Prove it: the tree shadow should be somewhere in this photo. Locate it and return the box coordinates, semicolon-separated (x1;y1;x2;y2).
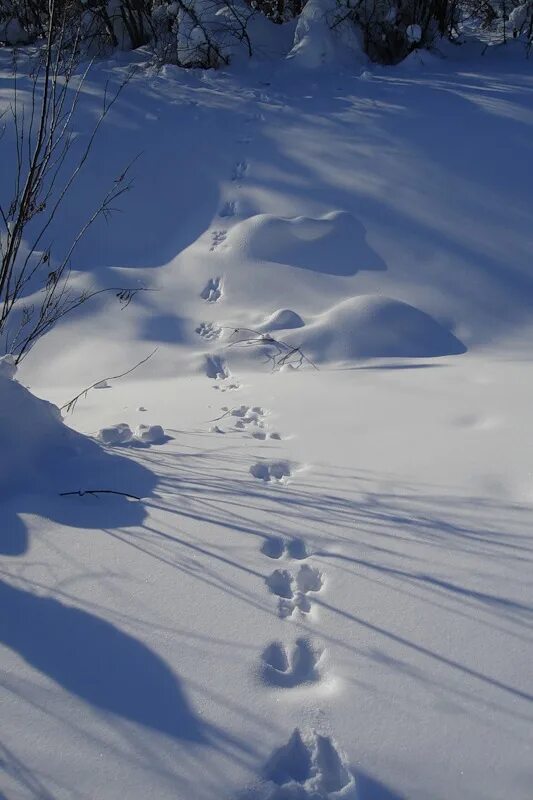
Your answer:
0;428;159;558
0;424;211;744
0;579;206;741
126;445;533;715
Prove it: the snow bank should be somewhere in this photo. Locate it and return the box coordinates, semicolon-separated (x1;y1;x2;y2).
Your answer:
0;369;93;496
284;295;466;362
0;363;158;511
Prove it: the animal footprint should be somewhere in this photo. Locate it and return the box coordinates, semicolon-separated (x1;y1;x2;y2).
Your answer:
231;405;266;430
256;729;357;799
219;199;237;217
261;639;322;688
205;354;230;380
261;536;285;559
230;405;282;441
232;159;249;181
213;381;241;393
250;460;292;483
287;537;308;560
252;430;282;441
201;277;223;302
296;564;323;594
265;569;293;600
266;565;323;618
262;536;309;560
210;229;227;251
196;321;222;340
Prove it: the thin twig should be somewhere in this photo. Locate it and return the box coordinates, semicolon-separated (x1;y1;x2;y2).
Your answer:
59;489;141;500
227;328;319;371
60;348;158;413
205;409;233;423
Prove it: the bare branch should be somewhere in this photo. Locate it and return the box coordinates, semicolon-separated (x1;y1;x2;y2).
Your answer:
60;348;158;414
59;489;141;499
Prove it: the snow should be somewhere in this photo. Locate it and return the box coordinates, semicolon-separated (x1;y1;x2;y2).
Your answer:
97;421;167;445
0;372;86;497
288;0;366;68
1;31;533;800
258;309;305;331
284;294;466;361
0;353;17;380
97;422;135;445
244;728;357;798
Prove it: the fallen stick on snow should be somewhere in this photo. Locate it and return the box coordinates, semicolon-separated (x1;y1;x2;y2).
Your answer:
59;489;142;500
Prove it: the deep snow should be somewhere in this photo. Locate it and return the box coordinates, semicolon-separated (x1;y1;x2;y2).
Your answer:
1;33;533;800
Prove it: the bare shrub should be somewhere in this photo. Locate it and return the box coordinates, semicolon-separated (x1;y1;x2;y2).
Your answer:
0;0;144;361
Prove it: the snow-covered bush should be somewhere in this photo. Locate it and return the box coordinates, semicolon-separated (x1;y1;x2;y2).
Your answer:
68;0;149;53
508;1;533;43
0;0;254;68
0;0;153;50
151;0;252;67
288;0;365;68
339;0;460;64
248;0;305;24
1;0;532;63
0;0;43;44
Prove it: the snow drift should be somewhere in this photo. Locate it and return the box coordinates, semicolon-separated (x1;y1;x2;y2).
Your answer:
258;309;305;332
0;357;158;497
0;363;94;496
222;212;385;276
284;295;466;362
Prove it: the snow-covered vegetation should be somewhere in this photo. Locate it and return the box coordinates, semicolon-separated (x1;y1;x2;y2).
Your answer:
1;0;533;65
1;1;532;798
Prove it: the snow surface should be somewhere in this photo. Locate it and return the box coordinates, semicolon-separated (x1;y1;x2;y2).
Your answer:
1;34;533;800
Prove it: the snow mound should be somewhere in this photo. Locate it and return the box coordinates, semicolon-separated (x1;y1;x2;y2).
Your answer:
258;309;305;332
0;374;91;497
285;295;466;362
224;212;385;276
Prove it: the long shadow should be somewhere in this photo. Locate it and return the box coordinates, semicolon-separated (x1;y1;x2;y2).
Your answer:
0;578;206;741
0;404;211;743
0;740;63;800
356;771;406;800
0;416;158;557
117;448;533;711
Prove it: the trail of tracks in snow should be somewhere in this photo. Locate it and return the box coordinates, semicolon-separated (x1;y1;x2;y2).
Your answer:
194;103;355;799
